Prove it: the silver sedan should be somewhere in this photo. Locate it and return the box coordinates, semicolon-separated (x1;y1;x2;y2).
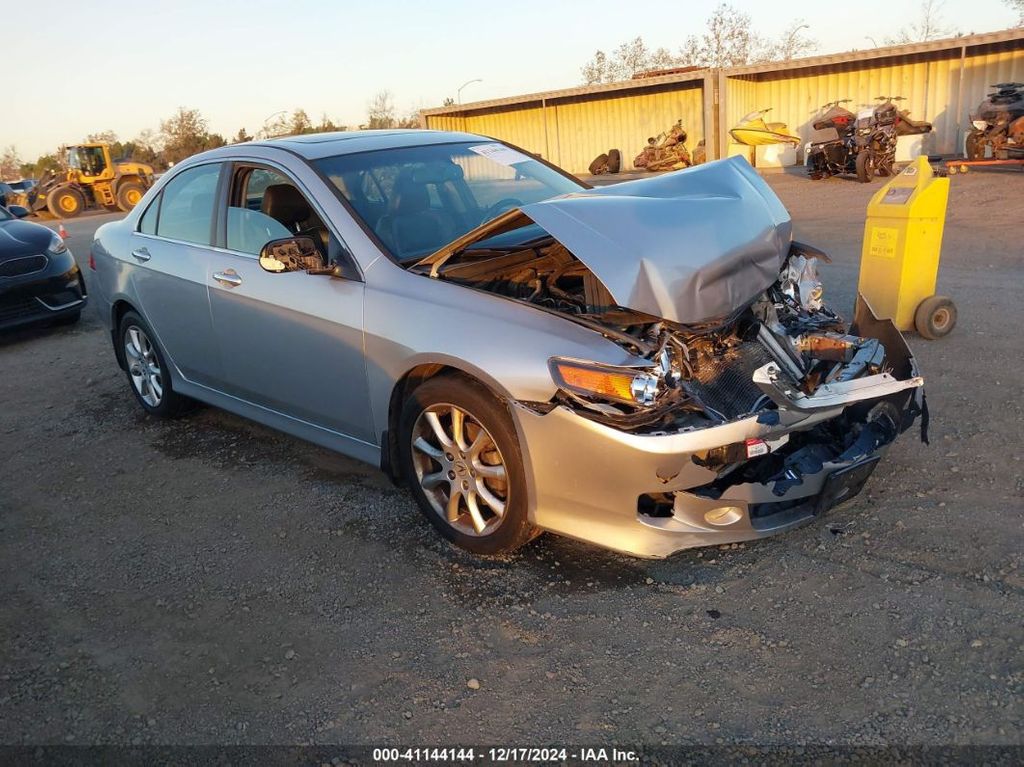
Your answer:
90;130;926;558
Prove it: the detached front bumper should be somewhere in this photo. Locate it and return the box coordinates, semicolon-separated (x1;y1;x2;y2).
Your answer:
514;297;924;558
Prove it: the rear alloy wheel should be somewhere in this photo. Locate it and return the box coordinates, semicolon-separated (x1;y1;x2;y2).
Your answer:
119;311;191;417
399;376;538;555
47;187;84;218
116;182;146;212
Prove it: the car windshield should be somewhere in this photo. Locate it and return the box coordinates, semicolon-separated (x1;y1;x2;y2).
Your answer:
313;141;584;263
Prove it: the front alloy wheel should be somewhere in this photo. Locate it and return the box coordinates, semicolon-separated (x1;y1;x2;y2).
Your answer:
411;403;509;537
399;375;538;555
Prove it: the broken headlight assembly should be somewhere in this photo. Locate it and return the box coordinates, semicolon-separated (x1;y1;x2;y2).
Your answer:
549;358;661;407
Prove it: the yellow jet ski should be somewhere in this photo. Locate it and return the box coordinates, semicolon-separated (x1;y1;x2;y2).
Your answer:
729;108;800;146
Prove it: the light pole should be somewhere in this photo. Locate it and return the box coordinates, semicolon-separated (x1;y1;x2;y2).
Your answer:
457;79;482;105
864;36;879;48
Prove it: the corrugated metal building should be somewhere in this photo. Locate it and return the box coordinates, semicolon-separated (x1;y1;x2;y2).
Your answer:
422;29;1024;174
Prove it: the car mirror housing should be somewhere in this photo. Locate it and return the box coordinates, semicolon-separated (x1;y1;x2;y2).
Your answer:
8;205;30;219
258;236;326;274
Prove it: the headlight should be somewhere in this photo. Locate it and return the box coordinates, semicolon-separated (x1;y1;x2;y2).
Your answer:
46;231;67;255
549;358;660;407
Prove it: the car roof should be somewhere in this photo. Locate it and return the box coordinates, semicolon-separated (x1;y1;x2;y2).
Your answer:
200;129;492;162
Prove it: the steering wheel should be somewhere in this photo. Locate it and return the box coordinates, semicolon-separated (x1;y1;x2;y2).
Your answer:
481;197;524;222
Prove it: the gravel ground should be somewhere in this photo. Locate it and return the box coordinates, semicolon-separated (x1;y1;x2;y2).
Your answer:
1;169;1021;748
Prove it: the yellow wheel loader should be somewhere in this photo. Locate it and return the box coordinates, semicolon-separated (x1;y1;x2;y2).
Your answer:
28;144;155;219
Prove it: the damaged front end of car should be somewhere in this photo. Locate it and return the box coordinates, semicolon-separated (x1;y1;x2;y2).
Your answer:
414;156;926;557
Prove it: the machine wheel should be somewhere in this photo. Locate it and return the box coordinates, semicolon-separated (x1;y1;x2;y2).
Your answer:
47;187;85;218
588;153;610;175
116;182;146;212
965;131;985;160
914;295;957;340
606;149;622;174
399;374;539;555
855;151;874;183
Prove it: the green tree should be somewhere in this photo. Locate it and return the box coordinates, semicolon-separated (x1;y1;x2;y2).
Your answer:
233;127;253;143
289;109;314;135
160;107;223;165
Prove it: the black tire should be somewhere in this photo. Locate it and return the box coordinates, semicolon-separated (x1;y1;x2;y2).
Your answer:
914;295;957;340
855;150;874;183
588;153;610;175
606;148;622;174
117;310;192;418
965;131;985;161
398;374;539;555
47;187;85;218
116;181;146;212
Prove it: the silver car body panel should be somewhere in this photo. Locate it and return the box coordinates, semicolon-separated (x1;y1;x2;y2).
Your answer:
424;156;792;324
90;131;924;558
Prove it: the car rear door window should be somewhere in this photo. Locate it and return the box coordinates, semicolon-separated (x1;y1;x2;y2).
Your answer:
155;163;221;245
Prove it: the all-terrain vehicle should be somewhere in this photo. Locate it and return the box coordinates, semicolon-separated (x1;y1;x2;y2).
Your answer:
965;83;1024;160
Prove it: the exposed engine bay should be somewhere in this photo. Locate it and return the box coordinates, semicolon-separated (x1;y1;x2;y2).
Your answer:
426;235;906;436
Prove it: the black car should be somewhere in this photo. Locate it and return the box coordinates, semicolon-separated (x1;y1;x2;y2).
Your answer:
0;204;87;330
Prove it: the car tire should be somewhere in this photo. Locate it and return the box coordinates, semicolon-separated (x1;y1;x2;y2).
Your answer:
47;187;84;218
855;150;874;183
399;374;540;555
914;295;957;340
118;310;192;418
588;153;610;175
116;182;146;212
606;148;622;173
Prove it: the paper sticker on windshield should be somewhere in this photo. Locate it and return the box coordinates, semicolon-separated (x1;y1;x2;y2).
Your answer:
469;143;532;166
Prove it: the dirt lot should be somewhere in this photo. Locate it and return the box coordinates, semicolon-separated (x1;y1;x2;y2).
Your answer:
1;169;1022;748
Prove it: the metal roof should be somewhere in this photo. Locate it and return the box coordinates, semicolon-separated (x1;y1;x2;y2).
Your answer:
422;27;1024;116
420;69;708;117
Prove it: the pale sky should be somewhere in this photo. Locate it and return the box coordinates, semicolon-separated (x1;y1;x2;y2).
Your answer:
3;0;1020;161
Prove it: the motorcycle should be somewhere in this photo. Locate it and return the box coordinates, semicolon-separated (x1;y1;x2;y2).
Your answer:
965;82;1024;160
633;119;692;172
807;97;931;182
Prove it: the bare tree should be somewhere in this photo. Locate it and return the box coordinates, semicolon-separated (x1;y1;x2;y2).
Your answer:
886;0;954;44
677;4;776;67
1;145;21;181
581;37;682;84
1006;0;1024;25
85;130;119;144
367;90;396;129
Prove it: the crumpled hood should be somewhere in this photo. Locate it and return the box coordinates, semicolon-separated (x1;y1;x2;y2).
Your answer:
0;218;54;261
518;156;792;324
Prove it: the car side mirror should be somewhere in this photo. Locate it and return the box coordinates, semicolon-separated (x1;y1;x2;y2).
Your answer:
258;236;326;274
8;205;30;219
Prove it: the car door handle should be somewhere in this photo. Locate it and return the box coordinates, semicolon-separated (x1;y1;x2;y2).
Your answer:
130;247;151;262
213;269;243;287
